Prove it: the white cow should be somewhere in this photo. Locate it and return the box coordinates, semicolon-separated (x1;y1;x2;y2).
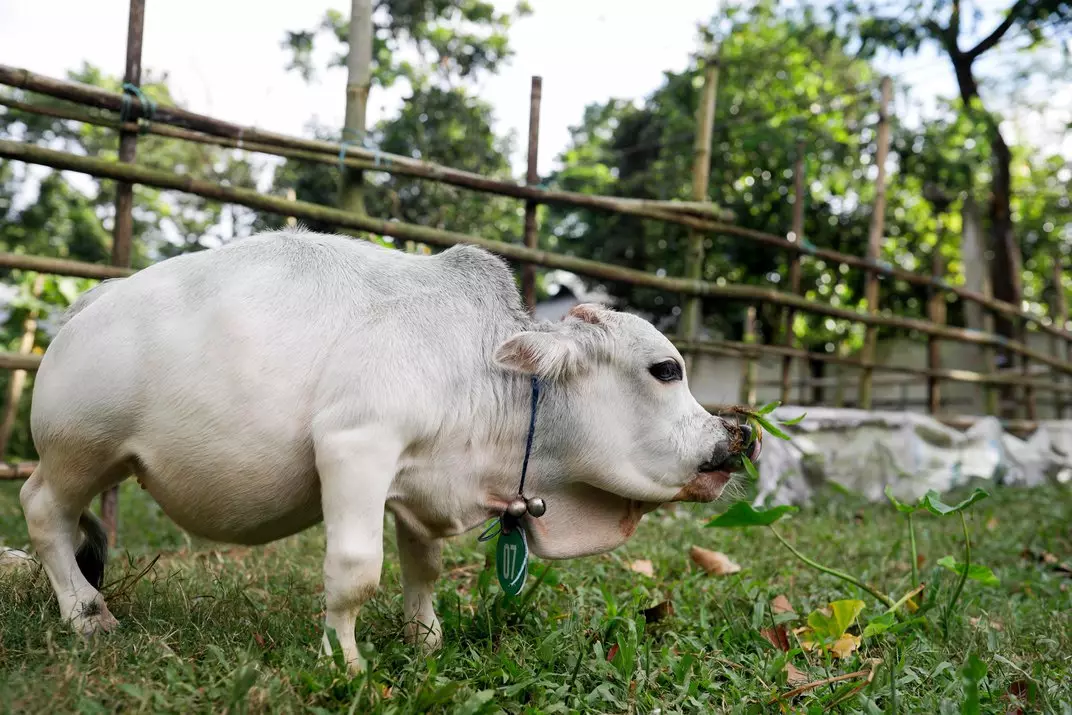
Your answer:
21;229;757;670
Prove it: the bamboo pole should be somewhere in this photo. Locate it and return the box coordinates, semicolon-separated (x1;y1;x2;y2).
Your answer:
0;67;737;236
741;306;758;405
3;139;1071;376
858;76;892;411
781;143;805;405
340;0;372;217
1019;317;1037;420
927;251;945;414
0;275;44;457
521;76;543;313
0;251;132;279
0;85;1067;345
681;58;720;371
982;288;1000;415
101;0;146;548
1053;261;1069;418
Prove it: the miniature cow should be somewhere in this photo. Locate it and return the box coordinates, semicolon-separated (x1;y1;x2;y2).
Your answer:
21;229;758;670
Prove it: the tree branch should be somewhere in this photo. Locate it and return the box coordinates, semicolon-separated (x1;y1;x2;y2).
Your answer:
966;0;1029;60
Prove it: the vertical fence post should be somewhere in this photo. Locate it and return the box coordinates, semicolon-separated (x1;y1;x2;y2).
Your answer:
741;306;758;406
681;58;719;374
1019;316;1037;420
858;76;893;411
340;0;372;216
1053;260;1069;418
521;76;543;314
982;286;1000;416
927;251;945;414
0;274;44;458
780;142;805;405
101;0;146;546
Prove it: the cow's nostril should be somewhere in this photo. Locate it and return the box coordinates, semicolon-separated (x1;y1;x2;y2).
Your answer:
739;423;753;450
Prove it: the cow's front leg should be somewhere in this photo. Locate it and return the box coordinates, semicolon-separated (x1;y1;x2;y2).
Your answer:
316;427;400;672
395;518;443;651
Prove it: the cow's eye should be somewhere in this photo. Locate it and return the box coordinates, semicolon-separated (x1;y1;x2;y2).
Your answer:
648;359;682;383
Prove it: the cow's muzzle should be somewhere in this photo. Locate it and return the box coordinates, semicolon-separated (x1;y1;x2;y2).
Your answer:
673;422;762;503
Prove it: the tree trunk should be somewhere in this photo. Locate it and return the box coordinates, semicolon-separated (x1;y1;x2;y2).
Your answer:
950;54;1021;339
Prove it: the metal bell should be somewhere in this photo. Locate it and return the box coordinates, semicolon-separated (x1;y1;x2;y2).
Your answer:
506;498;528;518
526;497;546;518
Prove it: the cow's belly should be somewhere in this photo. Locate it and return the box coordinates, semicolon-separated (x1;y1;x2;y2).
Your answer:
129;435;323;545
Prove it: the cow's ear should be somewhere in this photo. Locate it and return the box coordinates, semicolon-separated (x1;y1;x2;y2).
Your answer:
566;303;606;325
493;330;582;380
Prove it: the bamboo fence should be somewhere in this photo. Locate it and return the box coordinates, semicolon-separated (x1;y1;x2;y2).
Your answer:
0;33;1070;527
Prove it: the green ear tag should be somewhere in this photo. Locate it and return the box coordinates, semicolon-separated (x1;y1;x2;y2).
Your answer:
495;523;529;597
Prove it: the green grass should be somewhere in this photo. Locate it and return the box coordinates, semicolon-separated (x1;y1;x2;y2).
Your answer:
1;479;1070;714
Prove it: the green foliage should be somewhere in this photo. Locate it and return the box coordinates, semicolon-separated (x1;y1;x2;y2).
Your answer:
283;0;531;88
806;598;865;641
922;488;990;516
937;556;1000;587
706;501;798;527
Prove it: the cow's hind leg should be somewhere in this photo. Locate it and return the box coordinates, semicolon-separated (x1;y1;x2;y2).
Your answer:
20;462;118;636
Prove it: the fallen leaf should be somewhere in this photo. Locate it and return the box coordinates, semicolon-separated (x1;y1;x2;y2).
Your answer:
1041;552;1058;565
689;546;741;575
762;625;791;652
643;600;674;623
771;594;794;614
629;559;655;577
784;662;809;686
830;634;861;659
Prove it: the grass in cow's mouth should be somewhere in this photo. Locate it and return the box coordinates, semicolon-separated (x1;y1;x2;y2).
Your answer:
1;479;1070;712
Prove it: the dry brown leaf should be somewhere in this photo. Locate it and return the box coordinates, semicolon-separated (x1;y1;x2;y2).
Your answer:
830;634;861;659
771;594;794;614
1042;552;1059;565
784;662;809;686
762;625;791;652
689;546;741;575
629;559;655;577
643;600;674;623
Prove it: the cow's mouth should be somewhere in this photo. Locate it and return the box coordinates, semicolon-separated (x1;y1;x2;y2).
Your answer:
672;425;763;503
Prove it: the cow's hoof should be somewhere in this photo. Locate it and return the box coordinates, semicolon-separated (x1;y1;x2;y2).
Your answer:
70;600;119;637
404;619;443;652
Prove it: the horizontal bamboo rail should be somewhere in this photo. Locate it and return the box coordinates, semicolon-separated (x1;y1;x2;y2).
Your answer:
2;138;1071;378
0;251;134;280
675;339;1072;390
0;67;734;226
1;65;1068;344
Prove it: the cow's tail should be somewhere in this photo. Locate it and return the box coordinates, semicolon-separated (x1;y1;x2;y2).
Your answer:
55;277;124;331
75;510;109;590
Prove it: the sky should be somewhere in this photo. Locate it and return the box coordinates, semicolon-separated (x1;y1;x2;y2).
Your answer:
0;1;1067;176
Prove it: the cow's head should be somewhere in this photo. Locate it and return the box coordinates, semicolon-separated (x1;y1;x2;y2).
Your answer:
493;303;760;558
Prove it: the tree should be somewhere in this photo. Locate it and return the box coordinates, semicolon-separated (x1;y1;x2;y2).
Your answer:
545;2;889;350
841;0;1072;336
264;1;528;267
